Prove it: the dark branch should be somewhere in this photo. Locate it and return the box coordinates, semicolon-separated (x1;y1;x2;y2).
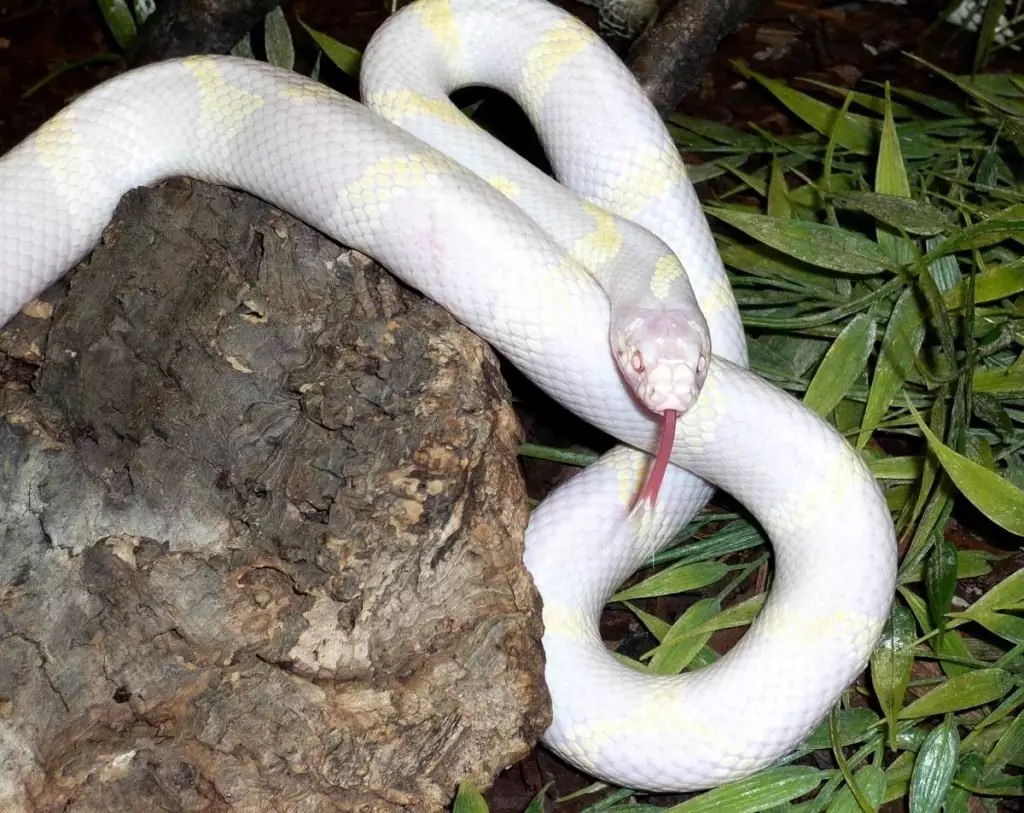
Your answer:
129;0;281;65
628;0;762;116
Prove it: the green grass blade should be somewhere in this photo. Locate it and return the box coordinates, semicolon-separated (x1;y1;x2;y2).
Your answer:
925;536;958;632
665;766;827;813
857;289;925;449
906;398;1024;534
263;6;296;71
768;157;793;220
611;561;729;602
825;764;886;813
454;781;490;813
298;17;362;75
908;715;959;813
804;314;877;416
732;61;877;154
707;209;893;275
961;567;1024;615
899;669;1014;718
834;192;950;237
97;0;138;51
944;260;1024;309
648;598;720;675
871;605;917;746
982;703;1024;776
801;709;882;751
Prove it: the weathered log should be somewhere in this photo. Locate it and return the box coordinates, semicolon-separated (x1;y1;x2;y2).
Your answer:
0;180;548;812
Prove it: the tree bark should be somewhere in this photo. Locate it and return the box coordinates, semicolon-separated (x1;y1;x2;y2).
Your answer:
629;0;762;116
0;181;548;813
130;0;281;64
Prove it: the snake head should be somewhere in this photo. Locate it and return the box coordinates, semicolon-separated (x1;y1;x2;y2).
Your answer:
612;306;711;416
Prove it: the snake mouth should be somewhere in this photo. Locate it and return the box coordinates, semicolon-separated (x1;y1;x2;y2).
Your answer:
633;408;678;509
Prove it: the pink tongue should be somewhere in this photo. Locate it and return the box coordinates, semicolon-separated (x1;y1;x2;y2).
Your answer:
634;409;678;509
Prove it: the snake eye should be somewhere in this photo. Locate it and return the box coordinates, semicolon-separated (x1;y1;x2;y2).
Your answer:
697;354;708;373
631;350;645;374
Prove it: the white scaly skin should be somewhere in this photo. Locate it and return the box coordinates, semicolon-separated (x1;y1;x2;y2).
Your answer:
361;0;723;415
0;0;897;793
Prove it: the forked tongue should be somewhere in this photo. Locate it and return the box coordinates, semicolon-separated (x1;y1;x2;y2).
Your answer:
633;408;678;510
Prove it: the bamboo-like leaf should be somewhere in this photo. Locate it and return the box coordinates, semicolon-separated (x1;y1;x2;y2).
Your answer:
974;367;1024;396
973;393;1016;440
298;17;362;75
790;173;857;209
923;235;961;294
453;781;489;813
767;158;793;220
962;566;1024;616
925;536;958;632
97;0;138;51
264;6;296;71
906;398;1024;534
907;54;1024;116
523;785;551;813
983;702;1024;775
834;192;950;236
732;61;878;153
708;208;892;274
871;605;917;746
857;288;926;448
611;561;729;602
717;242;838;291
798;78;917;118
623;600;671;642
690;593;765;635
898;587;929;631
934;627;974;680
972;0;1007;72
957;608;1024;644
666;766;825;813
885;84;967;117
804;314;877;416
825;764;886;813
908;714;959;813
648;598;720;675
669;114;765;149
231;33;256;59
944;753;984;813
518;443;597;467
899;669;1014;718
922;218;1024;262
899;549;991;583
868;455;924;480
945;260;1024;309
874;89;917;270
802;709;881;751
965;73;1024;96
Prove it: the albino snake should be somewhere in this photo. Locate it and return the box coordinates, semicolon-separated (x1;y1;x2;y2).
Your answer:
0;0;897;793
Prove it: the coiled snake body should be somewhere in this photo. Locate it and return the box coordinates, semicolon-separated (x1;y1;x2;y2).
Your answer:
0;0;897;792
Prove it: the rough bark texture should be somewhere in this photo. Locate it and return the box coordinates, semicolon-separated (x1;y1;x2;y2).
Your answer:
629;0;762;116
130;0;281;65
0;181;548;812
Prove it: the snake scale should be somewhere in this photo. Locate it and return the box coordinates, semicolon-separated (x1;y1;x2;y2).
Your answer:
0;0;897;793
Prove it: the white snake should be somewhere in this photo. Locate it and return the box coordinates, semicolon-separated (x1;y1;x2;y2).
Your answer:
0;0;897;793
